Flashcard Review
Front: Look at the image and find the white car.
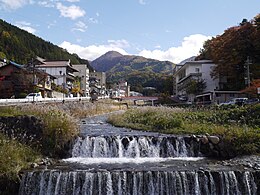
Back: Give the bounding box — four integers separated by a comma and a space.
219, 98, 248, 106
25, 93, 43, 101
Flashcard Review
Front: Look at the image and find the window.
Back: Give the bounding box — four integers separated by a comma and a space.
195, 68, 200, 73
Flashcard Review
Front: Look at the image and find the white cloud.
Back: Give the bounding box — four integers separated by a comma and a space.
59, 40, 129, 60
107, 39, 130, 48
47, 20, 57, 29
15, 21, 36, 34
139, 0, 146, 5
38, 1, 55, 8
0, 0, 32, 10
56, 2, 85, 20
72, 21, 88, 32
66, 0, 80, 2
89, 17, 98, 24
59, 35, 210, 63
139, 34, 211, 63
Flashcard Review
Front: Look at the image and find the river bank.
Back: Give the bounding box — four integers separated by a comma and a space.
19, 113, 260, 195
108, 104, 260, 157
0, 100, 127, 195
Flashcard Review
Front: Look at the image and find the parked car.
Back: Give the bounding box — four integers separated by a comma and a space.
219, 98, 248, 106
25, 93, 43, 101
245, 98, 259, 105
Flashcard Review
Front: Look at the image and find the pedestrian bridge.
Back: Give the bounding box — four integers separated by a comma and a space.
120, 96, 159, 106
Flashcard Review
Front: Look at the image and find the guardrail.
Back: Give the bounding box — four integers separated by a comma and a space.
0, 96, 91, 105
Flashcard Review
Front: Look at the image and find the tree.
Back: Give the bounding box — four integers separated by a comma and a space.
241, 79, 260, 97
186, 79, 206, 95
198, 16, 259, 91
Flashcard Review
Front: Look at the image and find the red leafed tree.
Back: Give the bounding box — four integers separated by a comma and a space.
241, 79, 260, 97
198, 14, 260, 91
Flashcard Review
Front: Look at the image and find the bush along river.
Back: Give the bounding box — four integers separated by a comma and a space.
19, 113, 260, 195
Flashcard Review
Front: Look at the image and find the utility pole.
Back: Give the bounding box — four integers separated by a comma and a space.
32, 58, 35, 103
245, 56, 252, 87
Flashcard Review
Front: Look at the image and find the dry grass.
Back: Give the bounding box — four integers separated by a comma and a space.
108, 105, 260, 155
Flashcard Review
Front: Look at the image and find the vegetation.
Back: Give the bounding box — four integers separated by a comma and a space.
0, 101, 127, 194
0, 133, 40, 179
91, 51, 175, 95
108, 104, 260, 155
0, 19, 92, 70
198, 14, 260, 91
241, 79, 260, 97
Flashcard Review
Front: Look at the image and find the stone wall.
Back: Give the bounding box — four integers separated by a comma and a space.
0, 115, 44, 147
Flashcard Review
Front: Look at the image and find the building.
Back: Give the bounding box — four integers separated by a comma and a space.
35, 58, 78, 92
110, 81, 130, 98
73, 64, 90, 96
173, 58, 246, 104
0, 60, 55, 98
89, 71, 106, 95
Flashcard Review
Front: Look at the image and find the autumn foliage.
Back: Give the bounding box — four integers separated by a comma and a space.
241, 79, 260, 96
198, 14, 260, 91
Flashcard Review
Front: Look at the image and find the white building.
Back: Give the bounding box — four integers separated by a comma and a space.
89, 71, 106, 95
173, 59, 246, 104
73, 64, 90, 96
35, 58, 78, 91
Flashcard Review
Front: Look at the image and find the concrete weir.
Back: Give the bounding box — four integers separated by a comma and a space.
19, 114, 260, 195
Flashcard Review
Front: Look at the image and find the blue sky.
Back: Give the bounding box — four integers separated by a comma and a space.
0, 0, 259, 63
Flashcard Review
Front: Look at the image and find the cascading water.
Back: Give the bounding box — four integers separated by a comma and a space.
20, 170, 258, 195
71, 135, 194, 158
19, 114, 260, 195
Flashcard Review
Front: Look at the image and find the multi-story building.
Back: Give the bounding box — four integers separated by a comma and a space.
89, 71, 106, 95
0, 60, 55, 98
173, 58, 246, 104
35, 57, 78, 91
110, 81, 130, 98
73, 64, 90, 96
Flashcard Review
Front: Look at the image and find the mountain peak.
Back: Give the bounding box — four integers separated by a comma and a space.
103, 51, 123, 58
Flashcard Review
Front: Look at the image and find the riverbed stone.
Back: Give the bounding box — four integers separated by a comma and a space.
201, 135, 209, 144
208, 136, 220, 144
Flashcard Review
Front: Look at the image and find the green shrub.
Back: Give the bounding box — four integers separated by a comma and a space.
0, 133, 40, 180
0, 106, 22, 117
16, 105, 79, 157
108, 105, 260, 155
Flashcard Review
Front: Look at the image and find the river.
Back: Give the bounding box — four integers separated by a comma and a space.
19, 113, 260, 194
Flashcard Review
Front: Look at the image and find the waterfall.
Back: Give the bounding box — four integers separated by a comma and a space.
19, 115, 260, 195
20, 170, 258, 195
72, 135, 198, 158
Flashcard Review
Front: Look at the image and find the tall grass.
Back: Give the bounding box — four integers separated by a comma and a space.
0, 133, 40, 179
108, 104, 260, 155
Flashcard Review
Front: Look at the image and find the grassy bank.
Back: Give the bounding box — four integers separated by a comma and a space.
0, 100, 127, 194
108, 104, 260, 155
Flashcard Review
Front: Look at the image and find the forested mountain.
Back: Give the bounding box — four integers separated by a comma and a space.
91, 51, 175, 94
198, 14, 260, 91
0, 19, 91, 68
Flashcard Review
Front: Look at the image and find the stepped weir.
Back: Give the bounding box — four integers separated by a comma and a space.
19, 114, 260, 195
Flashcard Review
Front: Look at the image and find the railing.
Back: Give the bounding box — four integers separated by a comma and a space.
0, 97, 91, 105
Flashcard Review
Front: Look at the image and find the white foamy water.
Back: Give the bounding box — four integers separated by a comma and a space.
63, 157, 204, 165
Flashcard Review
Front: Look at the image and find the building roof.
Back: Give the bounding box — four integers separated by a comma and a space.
39, 61, 70, 67
174, 59, 214, 76
36, 60, 79, 72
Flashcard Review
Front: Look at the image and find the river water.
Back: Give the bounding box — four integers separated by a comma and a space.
19, 113, 260, 195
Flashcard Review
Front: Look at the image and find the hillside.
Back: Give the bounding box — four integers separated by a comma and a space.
0, 19, 91, 69
91, 51, 175, 93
